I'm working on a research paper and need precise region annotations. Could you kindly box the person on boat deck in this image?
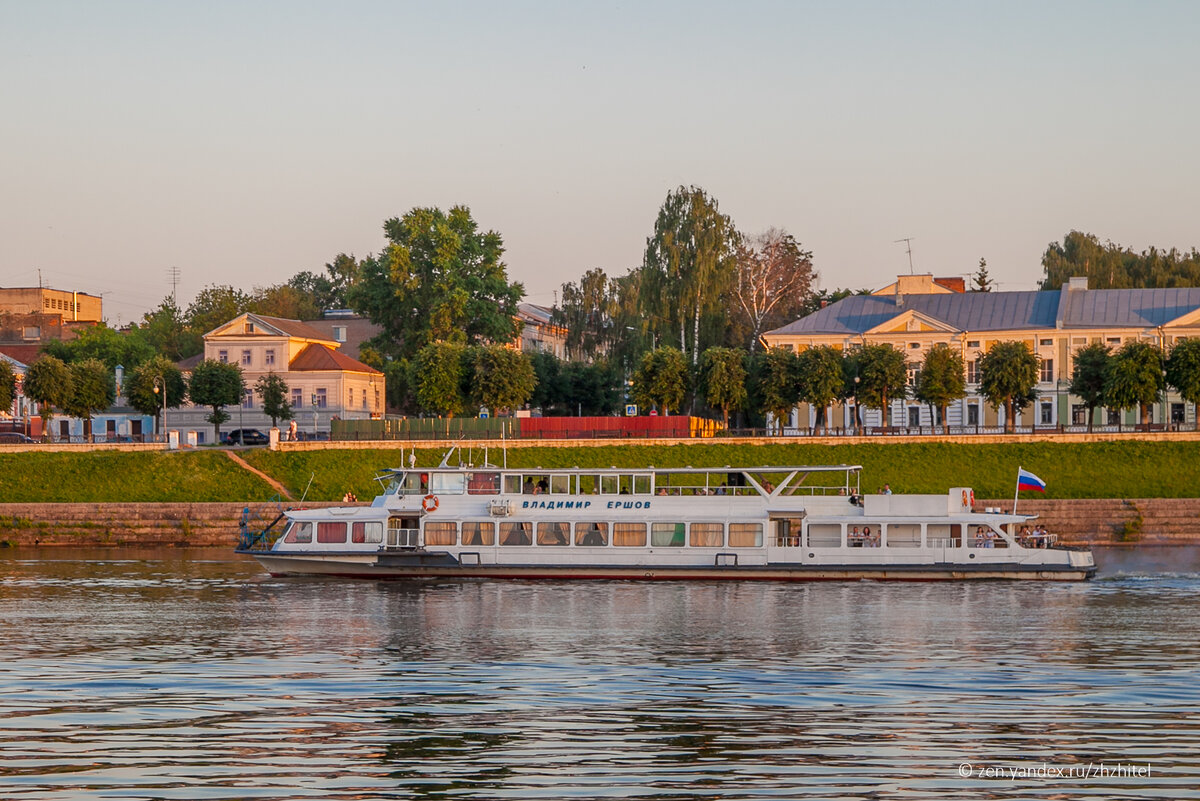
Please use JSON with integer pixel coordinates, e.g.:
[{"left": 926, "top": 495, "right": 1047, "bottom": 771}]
[
  {"left": 883, "top": 484, "right": 892, "bottom": 495},
  {"left": 537, "top": 478, "right": 550, "bottom": 494},
  {"left": 657, "top": 487, "right": 668, "bottom": 496},
  {"left": 975, "top": 526, "right": 986, "bottom": 547},
  {"left": 342, "top": 491, "right": 357, "bottom": 503},
  {"left": 523, "top": 478, "right": 535, "bottom": 494},
  {"left": 581, "top": 524, "right": 606, "bottom": 546},
  {"left": 503, "top": 523, "right": 532, "bottom": 545},
  {"left": 850, "top": 526, "right": 861, "bottom": 546},
  {"left": 861, "top": 526, "right": 872, "bottom": 546}
]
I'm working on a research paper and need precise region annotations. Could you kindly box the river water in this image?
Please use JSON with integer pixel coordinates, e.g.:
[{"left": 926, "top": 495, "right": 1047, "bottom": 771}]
[{"left": 1, "top": 548, "right": 1197, "bottom": 800}]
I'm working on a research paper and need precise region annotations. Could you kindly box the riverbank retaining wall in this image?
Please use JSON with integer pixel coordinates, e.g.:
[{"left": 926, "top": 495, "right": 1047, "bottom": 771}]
[{"left": 0, "top": 498, "right": 1194, "bottom": 548}]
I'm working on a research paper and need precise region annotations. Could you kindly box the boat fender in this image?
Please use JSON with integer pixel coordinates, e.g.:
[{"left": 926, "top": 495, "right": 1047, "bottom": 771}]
[{"left": 422, "top": 494, "right": 440, "bottom": 513}]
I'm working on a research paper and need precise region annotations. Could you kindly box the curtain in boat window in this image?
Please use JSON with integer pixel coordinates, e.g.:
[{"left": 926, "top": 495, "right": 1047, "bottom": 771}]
[
  {"left": 613, "top": 522, "right": 646, "bottom": 547},
  {"left": 461, "top": 522, "right": 495, "bottom": 546},
  {"left": 317, "top": 522, "right": 347, "bottom": 544},
  {"left": 651, "top": 523, "right": 686, "bottom": 547},
  {"left": 575, "top": 522, "right": 608, "bottom": 546},
  {"left": 729, "top": 523, "right": 763, "bottom": 547},
  {"left": 689, "top": 523, "right": 724, "bottom": 547},
  {"left": 424, "top": 521, "right": 457, "bottom": 546}
]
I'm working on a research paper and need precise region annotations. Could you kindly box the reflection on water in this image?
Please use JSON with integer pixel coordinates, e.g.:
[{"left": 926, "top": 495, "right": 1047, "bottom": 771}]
[{"left": 1, "top": 548, "right": 1198, "bottom": 799}]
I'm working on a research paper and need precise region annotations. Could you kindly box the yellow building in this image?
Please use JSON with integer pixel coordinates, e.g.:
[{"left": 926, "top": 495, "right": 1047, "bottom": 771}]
[
  {"left": 762, "top": 275, "right": 1200, "bottom": 430},
  {"left": 0, "top": 287, "right": 103, "bottom": 322}
]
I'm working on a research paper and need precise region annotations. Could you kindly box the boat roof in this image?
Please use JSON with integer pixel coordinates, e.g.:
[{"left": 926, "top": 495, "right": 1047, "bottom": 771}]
[{"left": 380, "top": 464, "right": 863, "bottom": 475}]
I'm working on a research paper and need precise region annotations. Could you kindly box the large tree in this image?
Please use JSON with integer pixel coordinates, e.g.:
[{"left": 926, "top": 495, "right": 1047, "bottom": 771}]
[
  {"left": 126, "top": 356, "right": 188, "bottom": 435},
  {"left": 731, "top": 228, "right": 815, "bottom": 351},
  {"left": 61, "top": 359, "right": 116, "bottom": 442},
  {"left": 699, "top": 347, "right": 748, "bottom": 429},
  {"left": 23, "top": 355, "right": 73, "bottom": 434},
  {"left": 188, "top": 359, "right": 244, "bottom": 441},
  {"left": 349, "top": 207, "right": 524, "bottom": 360},
  {"left": 631, "top": 346, "right": 688, "bottom": 416},
  {"left": 41, "top": 325, "right": 155, "bottom": 369},
  {"left": 414, "top": 341, "right": 466, "bottom": 418},
  {"left": 555, "top": 267, "right": 617, "bottom": 361},
  {"left": 287, "top": 253, "right": 360, "bottom": 313},
  {"left": 255, "top": 372, "right": 294, "bottom": 428},
  {"left": 1041, "top": 230, "right": 1200, "bottom": 290},
  {"left": 1166, "top": 338, "right": 1200, "bottom": 415},
  {"left": 978, "top": 341, "right": 1039, "bottom": 433},
  {"left": 0, "top": 360, "right": 16, "bottom": 414},
  {"left": 915, "top": 344, "right": 966, "bottom": 433},
  {"left": 972, "top": 258, "right": 993, "bottom": 292},
  {"left": 133, "top": 297, "right": 202, "bottom": 361},
  {"left": 795, "top": 346, "right": 844, "bottom": 432},
  {"left": 470, "top": 345, "right": 536, "bottom": 416},
  {"left": 854, "top": 344, "right": 908, "bottom": 428},
  {"left": 640, "top": 186, "right": 740, "bottom": 364},
  {"left": 1069, "top": 342, "right": 1111, "bottom": 432},
  {"left": 1105, "top": 341, "right": 1164, "bottom": 425},
  {"left": 755, "top": 346, "right": 798, "bottom": 432},
  {"left": 187, "top": 285, "right": 252, "bottom": 337}
]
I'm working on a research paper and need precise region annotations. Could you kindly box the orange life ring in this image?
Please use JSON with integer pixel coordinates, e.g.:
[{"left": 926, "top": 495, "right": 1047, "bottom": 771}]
[
  {"left": 422, "top": 494, "right": 439, "bottom": 513},
  {"left": 961, "top": 489, "right": 969, "bottom": 507},
  {"left": 969, "top": 489, "right": 975, "bottom": 507}
]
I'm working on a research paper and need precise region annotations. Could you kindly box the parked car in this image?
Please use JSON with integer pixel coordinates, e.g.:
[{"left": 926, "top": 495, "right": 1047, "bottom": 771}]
[
  {"left": 223, "top": 428, "right": 269, "bottom": 446},
  {"left": 0, "top": 432, "right": 37, "bottom": 444}
]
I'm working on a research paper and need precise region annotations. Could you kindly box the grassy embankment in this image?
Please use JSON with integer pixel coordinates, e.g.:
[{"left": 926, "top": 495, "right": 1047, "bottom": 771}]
[{"left": 0, "top": 440, "right": 1193, "bottom": 504}]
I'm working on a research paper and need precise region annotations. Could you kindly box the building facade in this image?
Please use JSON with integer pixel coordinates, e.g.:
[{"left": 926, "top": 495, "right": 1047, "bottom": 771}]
[{"left": 762, "top": 274, "right": 1200, "bottom": 431}]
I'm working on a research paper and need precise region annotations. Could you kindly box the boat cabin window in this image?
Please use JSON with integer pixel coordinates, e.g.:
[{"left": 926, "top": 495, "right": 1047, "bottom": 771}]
[
  {"left": 461, "top": 522, "right": 495, "bottom": 546},
  {"left": 467, "top": 472, "right": 500, "bottom": 495},
  {"left": 729, "top": 523, "right": 763, "bottom": 547},
  {"left": 283, "top": 521, "right": 312, "bottom": 543},
  {"left": 969, "top": 525, "right": 1008, "bottom": 548},
  {"left": 550, "top": 475, "right": 570, "bottom": 495},
  {"left": 806, "top": 523, "right": 841, "bottom": 548},
  {"left": 425, "top": 521, "right": 457, "bottom": 546},
  {"left": 429, "top": 472, "right": 466, "bottom": 495},
  {"left": 351, "top": 521, "right": 383, "bottom": 544},
  {"left": 886, "top": 523, "right": 922, "bottom": 548},
  {"left": 317, "top": 522, "right": 346, "bottom": 544},
  {"left": 651, "top": 522, "right": 686, "bottom": 547},
  {"left": 613, "top": 522, "right": 646, "bottom": 547},
  {"left": 689, "top": 522, "right": 724, "bottom": 547},
  {"left": 926, "top": 524, "right": 962, "bottom": 547},
  {"left": 601, "top": 475, "right": 620, "bottom": 494},
  {"left": 575, "top": 522, "right": 608, "bottom": 546},
  {"left": 387, "top": 473, "right": 427, "bottom": 495},
  {"left": 537, "top": 521, "right": 570, "bottom": 546},
  {"left": 634, "top": 475, "right": 651, "bottom": 494},
  {"left": 500, "top": 521, "right": 533, "bottom": 545}
]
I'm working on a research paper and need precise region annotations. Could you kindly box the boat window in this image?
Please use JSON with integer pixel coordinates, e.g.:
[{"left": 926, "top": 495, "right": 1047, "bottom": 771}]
[
  {"left": 575, "top": 522, "right": 609, "bottom": 546},
  {"left": 461, "top": 522, "right": 495, "bottom": 546},
  {"left": 537, "top": 521, "right": 570, "bottom": 546},
  {"left": 927, "top": 523, "right": 962, "bottom": 547},
  {"left": 429, "top": 473, "right": 466, "bottom": 494},
  {"left": 351, "top": 521, "right": 383, "bottom": 544},
  {"left": 613, "top": 522, "right": 646, "bottom": 547},
  {"left": 578, "top": 475, "right": 599, "bottom": 495},
  {"left": 969, "top": 526, "right": 1006, "bottom": 548},
  {"left": 651, "top": 522, "right": 686, "bottom": 547},
  {"left": 601, "top": 475, "right": 620, "bottom": 494},
  {"left": 550, "top": 475, "right": 570, "bottom": 495},
  {"left": 467, "top": 472, "right": 500, "bottom": 495},
  {"left": 504, "top": 475, "right": 523, "bottom": 494},
  {"left": 690, "top": 522, "right": 724, "bottom": 547},
  {"left": 425, "top": 521, "right": 457, "bottom": 546},
  {"left": 499, "top": 521, "right": 533, "bottom": 545},
  {"left": 729, "top": 523, "right": 763, "bottom": 547},
  {"left": 886, "top": 523, "right": 922, "bottom": 548},
  {"left": 634, "top": 475, "right": 652, "bottom": 495},
  {"left": 392, "top": 473, "right": 424, "bottom": 495},
  {"left": 806, "top": 523, "right": 841, "bottom": 548},
  {"left": 283, "top": 521, "right": 312, "bottom": 543},
  {"left": 317, "top": 522, "right": 347, "bottom": 544}
]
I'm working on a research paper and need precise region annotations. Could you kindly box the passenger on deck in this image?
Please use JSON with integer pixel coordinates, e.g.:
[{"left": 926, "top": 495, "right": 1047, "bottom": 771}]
[
  {"left": 523, "top": 478, "right": 535, "bottom": 494},
  {"left": 850, "top": 526, "right": 862, "bottom": 546},
  {"left": 581, "top": 524, "right": 606, "bottom": 546}
]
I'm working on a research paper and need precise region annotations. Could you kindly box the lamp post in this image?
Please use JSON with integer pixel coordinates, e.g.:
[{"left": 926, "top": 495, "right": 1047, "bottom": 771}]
[
  {"left": 152, "top": 376, "right": 166, "bottom": 443},
  {"left": 853, "top": 374, "right": 860, "bottom": 434}
]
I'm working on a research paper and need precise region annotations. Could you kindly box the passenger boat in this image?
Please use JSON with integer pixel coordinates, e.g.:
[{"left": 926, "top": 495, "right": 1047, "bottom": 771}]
[{"left": 236, "top": 458, "right": 1096, "bottom": 581}]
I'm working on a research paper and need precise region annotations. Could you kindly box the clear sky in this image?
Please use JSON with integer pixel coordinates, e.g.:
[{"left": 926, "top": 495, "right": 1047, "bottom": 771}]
[{"left": 3, "top": 1, "right": 1199, "bottom": 325}]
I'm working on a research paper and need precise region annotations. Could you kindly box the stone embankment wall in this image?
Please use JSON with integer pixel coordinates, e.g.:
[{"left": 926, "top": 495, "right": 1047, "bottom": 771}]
[{"left": 0, "top": 498, "right": 1195, "bottom": 548}]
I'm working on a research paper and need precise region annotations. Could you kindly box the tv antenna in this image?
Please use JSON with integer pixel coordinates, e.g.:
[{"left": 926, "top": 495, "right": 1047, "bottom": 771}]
[
  {"left": 894, "top": 238, "right": 915, "bottom": 274},
  {"left": 167, "top": 266, "right": 181, "bottom": 302}
]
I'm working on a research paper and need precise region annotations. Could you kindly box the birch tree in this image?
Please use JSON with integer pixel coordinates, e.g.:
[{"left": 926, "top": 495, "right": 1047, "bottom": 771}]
[{"left": 732, "top": 229, "right": 815, "bottom": 351}]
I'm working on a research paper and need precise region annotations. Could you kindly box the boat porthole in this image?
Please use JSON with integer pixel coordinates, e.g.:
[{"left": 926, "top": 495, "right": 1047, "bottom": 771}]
[
  {"left": 969, "top": 553, "right": 976, "bottom": 559},
  {"left": 808, "top": 553, "right": 815, "bottom": 559}
]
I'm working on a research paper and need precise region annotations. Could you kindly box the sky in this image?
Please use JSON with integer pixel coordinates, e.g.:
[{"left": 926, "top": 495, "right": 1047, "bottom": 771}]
[{"left": 3, "top": 1, "right": 1200, "bottom": 325}]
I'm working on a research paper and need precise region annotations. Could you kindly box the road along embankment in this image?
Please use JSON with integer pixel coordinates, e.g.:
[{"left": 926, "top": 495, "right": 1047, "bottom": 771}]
[{"left": 0, "top": 498, "right": 1194, "bottom": 548}]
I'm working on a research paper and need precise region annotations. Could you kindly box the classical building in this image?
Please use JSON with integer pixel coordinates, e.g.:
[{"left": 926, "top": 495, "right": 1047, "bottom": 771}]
[
  {"left": 762, "top": 274, "right": 1200, "bottom": 430},
  {"left": 173, "top": 313, "right": 384, "bottom": 442}
]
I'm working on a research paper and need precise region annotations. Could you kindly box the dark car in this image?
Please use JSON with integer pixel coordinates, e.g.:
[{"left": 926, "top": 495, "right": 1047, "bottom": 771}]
[
  {"left": 223, "top": 428, "right": 269, "bottom": 446},
  {"left": 0, "top": 432, "right": 37, "bottom": 444}
]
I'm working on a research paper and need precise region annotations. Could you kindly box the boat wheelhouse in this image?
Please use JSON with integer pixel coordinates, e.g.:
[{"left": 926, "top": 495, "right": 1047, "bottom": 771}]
[{"left": 236, "top": 462, "right": 1096, "bottom": 581}]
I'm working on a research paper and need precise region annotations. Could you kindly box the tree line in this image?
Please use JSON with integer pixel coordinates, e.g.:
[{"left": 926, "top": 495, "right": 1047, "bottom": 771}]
[{"left": 1041, "top": 230, "right": 1200, "bottom": 290}]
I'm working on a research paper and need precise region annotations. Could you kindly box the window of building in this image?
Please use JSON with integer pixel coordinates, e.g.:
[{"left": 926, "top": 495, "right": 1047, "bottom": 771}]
[
  {"left": 265, "top": 349, "right": 275, "bottom": 366},
  {"left": 363, "top": 392, "right": 368, "bottom": 410},
  {"left": 315, "top": 388, "right": 327, "bottom": 408},
  {"left": 333, "top": 325, "right": 347, "bottom": 342},
  {"left": 613, "top": 522, "right": 647, "bottom": 547},
  {"left": 218, "top": 350, "right": 228, "bottom": 363},
  {"left": 908, "top": 342, "right": 921, "bottom": 350},
  {"left": 1072, "top": 404, "right": 1087, "bottom": 425},
  {"left": 348, "top": 388, "right": 354, "bottom": 408},
  {"left": 729, "top": 522, "right": 763, "bottom": 548},
  {"left": 1040, "top": 358, "right": 1053, "bottom": 383},
  {"left": 461, "top": 522, "right": 495, "bottom": 546},
  {"left": 966, "top": 359, "right": 979, "bottom": 384},
  {"left": 1172, "top": 403, "right": 1186, "bottom": 424},
  {"left": 575, "top": 522, "right": 609, "bottom": 546},
  {"left": 651, "top": 522, "right": 686, "bottom": 547},
  {"left": 1039, "top": 338, "right": 1053, "bottom": 347},
  {"left": 1107, "top": 408, "right": 1122, "bottom": 425},
  {"left": 424, "top": 521, "right": 457, "bottom": 546},
  {"left": 1040, "top": 402, "right": 1053, "bottom": 425},
  {"left": 689, "top": 522, "right": 723, "bottom": 548},
  {"left": 537, "top": 521, "right": 570, "bottom": 546},
  {"left": 1107, "top": 337, "right": 1122, "bottom": 345},
  {"left": 967, "top": 404, "right": 980, "bottom": 426},
  {"left": 374, "top": 389, "right": 380, "bottom": 411},
  {"left": 292, "top": 388, "right": 303, "bottom": 408},
  {"left": 907, "top": 407, "right": 921, "bottom": 427},
  {"left": 242, "top": 349, "right": 252, "bottom": 366},
  {"left": 316, "top": 522, "right": 346, "bottom": 543},
  {"left": 22, "top": 326, "right": 40, "bottom": 340},
  {"left": 243, "top": 389, "right": 253, "bottom": 409},
  {"left": 351, "top": 522, "right": 383, "bottom": 544}
]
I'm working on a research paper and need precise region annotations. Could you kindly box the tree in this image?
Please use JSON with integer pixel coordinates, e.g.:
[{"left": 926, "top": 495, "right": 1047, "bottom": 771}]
[
  {"left": 1069, "top": 342, "right": 1111, "bottom": 432},
  {"left": 470, "top": 345, "right": 536, "bottom": 415},
  {"left": 348, "top": 207, "right": 524, "bottom": 361},
  {"left": 255, "top": 372, "right": 294, "bottom": 428},
  {"left": 132, "top": 297, "right": 202, "bottom": 361},
  {"left": 854, "top": 344, "right": 908, "bottom": 428},
  {"left": 631, "top": 346, "right": 688, "bottom": 416},
  {"left": 640, "top": 186, "right": 740, "bottom": 364},
  {"left": 249, "top": 283, "right": 322, "bottom": 321},
  {"left": 23, "top": 355, "right": 73, "bottom": 434},
  {"left": 0, "top": 360, "right": 15, "bottom": 413},
  {"left": 40, "top": 324, "right": 155, "bottom": 369},
  {"left": 731, "top": 228, "right": 815, "bottom": 351},
  {"left": 755, "top": 347, "right": 798, "bottom": 432},
  {"left": 1166, "top": 338, "right": 1200, "bottom": 415},
  {"left": 972, "top": 258, "right": 993, "bottom": 292},
  {"left": 188, "top": 359, "right": 244, "bottom": 440},
  {"left": 562, "top": 360, "right": 620, "bottom": 416},
  {"left": 61, "top": 359, "right": 115, "bottom": 442},
  {"left": 1041, "top": 230, "right": 1200, "bottom": 290},
  {"left": 699, "top": 347, "right": 748, "bottom": 429},
  {"left": 414, "top": 342, "right": 466, "bottom": 417},
  {"left": 187, "top": 285, "right": 252, "bottom": 337},
  {"left": 1105, "top": 341, "right": 1164, "bottom": 425},
  {"left": 797, "top": 287, "right": 872, "bottom": 318},
  {"left": 795, "top": 346, "right": 844, "bottom": 432},
  {"left": 287, "top": 253, "right": 359, "bottom": 313},
  {"left": 126, "top": 356, "right": 187, "bottom": 434},
  {"left": 915, "top": 345, "right": 966, "bottom": 433},
  {"left": 978, "top": 341, "right": 1039, "bottom": 433},
  {"left": 555, "top": 268, "right": 617, "bottom": 361}
]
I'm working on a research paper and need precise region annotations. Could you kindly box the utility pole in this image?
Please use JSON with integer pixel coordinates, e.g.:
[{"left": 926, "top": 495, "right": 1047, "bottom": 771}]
[{"left": 894, "top": 238, "right": 915, "bottom": 274}]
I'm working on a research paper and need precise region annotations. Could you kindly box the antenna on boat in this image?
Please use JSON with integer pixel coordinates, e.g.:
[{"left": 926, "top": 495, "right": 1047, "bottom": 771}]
[{"left": 299, "top": 472, "right": 315, "bottom": 502}]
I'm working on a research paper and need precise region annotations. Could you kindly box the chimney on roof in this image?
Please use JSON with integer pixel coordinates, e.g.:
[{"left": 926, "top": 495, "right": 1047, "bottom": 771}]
[{"left": 1067, "top": 276, "right": 1089, "bottom": 291}]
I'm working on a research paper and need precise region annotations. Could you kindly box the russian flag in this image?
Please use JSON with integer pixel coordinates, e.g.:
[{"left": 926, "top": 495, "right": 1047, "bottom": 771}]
[{"left": 1017, "top": 468, "right": 1046, "bottom": 493}]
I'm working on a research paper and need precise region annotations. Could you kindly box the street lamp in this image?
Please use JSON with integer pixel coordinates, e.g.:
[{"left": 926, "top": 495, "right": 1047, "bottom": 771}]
[
  {"left": 152, "top": 376, "right": 167, "bottom": 443},
  {"left": 853, "top": 375, "right": 860, "bottom": 433}
]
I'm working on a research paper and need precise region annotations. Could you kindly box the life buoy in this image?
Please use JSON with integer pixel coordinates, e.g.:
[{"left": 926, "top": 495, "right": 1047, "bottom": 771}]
[
  {"left": 969, "top": 489, "right": 975, "bottom": 507},
  {"left": 961, "top": 489, "right": 969, "bottom": 507},
  {"left": 422, "top": 494, "right": 439, "bottom": 513}
]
